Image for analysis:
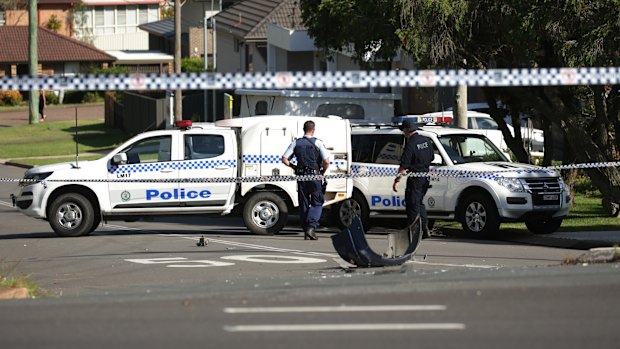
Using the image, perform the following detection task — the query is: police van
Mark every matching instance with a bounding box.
[12,116,353,237]
[331,123,571,236]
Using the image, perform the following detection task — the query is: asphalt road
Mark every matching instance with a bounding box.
[1,163,619,349]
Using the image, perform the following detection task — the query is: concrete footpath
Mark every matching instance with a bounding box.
[0,103,103,127]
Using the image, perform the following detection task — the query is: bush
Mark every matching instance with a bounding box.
[182,57,208,72]
[0,90,23,106]
[44,91,58,105]
[573,174,599,195]
[82,92,102,103]
[62,90,86,104]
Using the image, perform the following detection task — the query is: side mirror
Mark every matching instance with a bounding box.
[112,153,127,165]
[431,153,443,166]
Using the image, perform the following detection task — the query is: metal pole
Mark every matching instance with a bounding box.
[455,84,468,129]
[28,0,39,124]
[174,0,182,121]
[204,11,208,122]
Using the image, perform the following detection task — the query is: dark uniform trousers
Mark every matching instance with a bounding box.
[293,137,325,230]
[405,176,430,229]
[298,179,324,230]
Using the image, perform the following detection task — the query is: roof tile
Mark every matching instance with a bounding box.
[0,26,115,64]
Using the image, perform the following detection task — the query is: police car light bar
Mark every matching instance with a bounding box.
[392,115,454,124]
[175,120,193,129]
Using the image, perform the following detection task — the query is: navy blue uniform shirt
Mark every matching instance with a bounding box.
[400,133,434,172]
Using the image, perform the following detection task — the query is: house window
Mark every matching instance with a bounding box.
[75,4,159,37]
[0,8,5,26]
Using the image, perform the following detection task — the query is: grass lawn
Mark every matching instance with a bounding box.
[0,120,128,159]
[435,192,619,233]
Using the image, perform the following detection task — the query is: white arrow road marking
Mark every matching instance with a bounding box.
[224,323,465,332]
[223,305,446,313]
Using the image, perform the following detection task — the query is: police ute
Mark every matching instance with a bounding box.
[332,123,571,236]
[12,116,352,237]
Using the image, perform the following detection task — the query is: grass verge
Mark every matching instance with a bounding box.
[435,192,619,233]
[0,119,128,159]
[0,262,47,298]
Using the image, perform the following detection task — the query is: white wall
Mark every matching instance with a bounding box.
[93,31,149,50]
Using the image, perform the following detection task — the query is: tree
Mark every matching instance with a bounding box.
[398,0,620,216]
[301,0,620,216]
[300,0,403,69]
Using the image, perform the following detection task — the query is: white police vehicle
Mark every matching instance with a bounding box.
[332,123,571,236]
[13,116,352,237]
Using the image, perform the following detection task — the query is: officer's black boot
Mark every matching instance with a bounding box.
[304,227,318,240]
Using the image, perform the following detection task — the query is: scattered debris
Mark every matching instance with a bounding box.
[563,247,620,264]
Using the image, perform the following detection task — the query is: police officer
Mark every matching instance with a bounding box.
[282,120,330,240]
[392,119,434,237]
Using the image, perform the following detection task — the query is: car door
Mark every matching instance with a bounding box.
[424,139,448,215]
[108,134,179,210]
[352,134,406,212]
[180,132,236,207]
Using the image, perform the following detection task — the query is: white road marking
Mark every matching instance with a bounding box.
[224,323,465,332]
[221,254,326,264]
[223,305,446,313]
[101,223,338,258]
[409,260,499,269]
[201,237,340,258]
[0,200,15,208]
[125,257,235,268]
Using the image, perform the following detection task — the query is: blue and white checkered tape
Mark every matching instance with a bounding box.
[4,161,619,184]
[243,154,346,167]
[109,159,237,174]
[1,67,618,91]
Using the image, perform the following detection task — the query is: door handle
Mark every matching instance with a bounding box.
[160,168,175,173]
[215,166,229,170]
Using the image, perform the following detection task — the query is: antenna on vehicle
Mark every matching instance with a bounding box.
[73,107,79,169]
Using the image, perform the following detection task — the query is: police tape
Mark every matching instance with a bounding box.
[2,161,619,184]
[1,67,618,91]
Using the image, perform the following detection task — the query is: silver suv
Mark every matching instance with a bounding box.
[332,124,571,236]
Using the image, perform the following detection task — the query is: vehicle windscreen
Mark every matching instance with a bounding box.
[438,134,508,164]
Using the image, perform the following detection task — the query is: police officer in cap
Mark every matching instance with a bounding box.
[392,119,434,237]
[282,120,330,240]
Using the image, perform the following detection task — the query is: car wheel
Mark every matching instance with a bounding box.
[332,192,369,229]
[48,193,95,237]
[525,218,563,234]
[243,192,288,235]
[459,193,500,237]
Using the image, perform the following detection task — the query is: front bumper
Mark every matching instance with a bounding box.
[498,191,570,221]
[13,184,47,219]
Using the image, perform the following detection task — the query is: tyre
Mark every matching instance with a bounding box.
[48,193,95,237]
[459,193,500,237]
[332,191,369,229]
[243,192,288,235]
[525,218,563,234]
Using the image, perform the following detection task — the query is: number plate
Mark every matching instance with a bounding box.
[543,194,558,201]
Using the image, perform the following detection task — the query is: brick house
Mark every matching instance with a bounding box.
[0,26,115,77]
[1,0,172,73]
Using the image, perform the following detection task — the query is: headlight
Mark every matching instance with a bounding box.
[19,172,53,186]
[496,177,525,192]
[558,177,570,192]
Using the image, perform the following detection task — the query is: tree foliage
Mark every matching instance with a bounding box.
[301,0,620,215]
[300,0,403,68]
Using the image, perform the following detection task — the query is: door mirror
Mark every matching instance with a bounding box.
[112,153,127,165]
[431,153,443,166]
